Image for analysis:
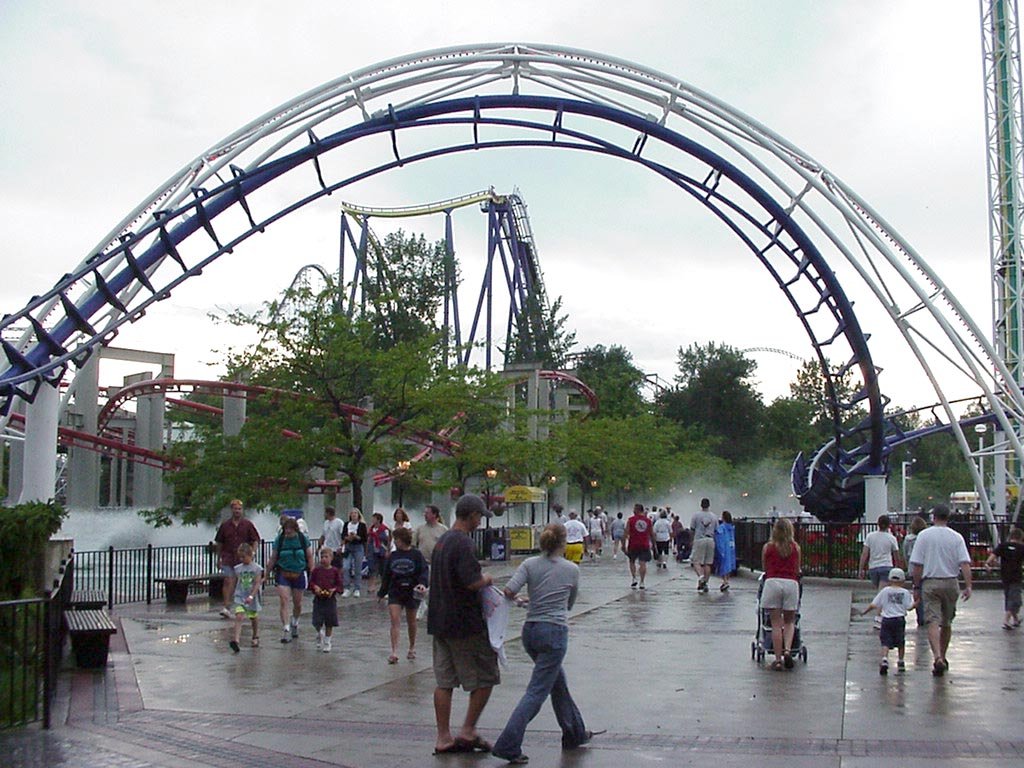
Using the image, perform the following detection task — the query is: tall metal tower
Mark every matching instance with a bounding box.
[981,0,1024,513]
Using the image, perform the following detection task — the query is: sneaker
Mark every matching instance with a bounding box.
[290,619,299,638]
[316,630,324,650]
[281,627,291,644]
[639,584,646,590]
[879,660,888,676]
[341,589,352,598]
[932,659,945,677]
[229,640,240,654]
[353,590,361,598]
[897,661,905,672]
[219,607,233,619]
[631,581,638,589]
[323,637,332,653]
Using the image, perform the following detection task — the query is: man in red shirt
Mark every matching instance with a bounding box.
[625,503,653,590]
[214,499,262,618]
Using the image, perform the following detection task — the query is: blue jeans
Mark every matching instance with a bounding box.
[492,622,586,758]
[343,544,364,592]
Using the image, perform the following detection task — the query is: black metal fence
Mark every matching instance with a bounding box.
[0,552,72,730]
[735,517,1014,579]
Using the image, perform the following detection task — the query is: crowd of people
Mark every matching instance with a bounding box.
[208,494,1021,763]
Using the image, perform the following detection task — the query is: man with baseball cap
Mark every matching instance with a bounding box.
[428,494,498,755]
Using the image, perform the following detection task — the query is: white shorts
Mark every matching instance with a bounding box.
[761,578,799,611]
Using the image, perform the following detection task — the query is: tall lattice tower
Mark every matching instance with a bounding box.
[982,0,1024,513]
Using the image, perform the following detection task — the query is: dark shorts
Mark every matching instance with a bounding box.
[627,547,651,562]
[388,590,420,610]
[655,541,670,555]
[275,570,308,590]
[1004,582,1022,614]
[312,596,338,629]
[879,616,906,649]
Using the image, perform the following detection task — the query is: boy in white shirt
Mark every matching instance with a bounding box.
[861,567,917,675]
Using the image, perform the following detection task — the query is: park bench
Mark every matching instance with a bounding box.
[65,609,117,668]
[155,573,224,605]
[68,589,107,610]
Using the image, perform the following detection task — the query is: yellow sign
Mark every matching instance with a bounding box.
[502,485,546,503]
[509,526,534,551]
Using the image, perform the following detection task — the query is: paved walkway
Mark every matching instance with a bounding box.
[5,553,1024,767]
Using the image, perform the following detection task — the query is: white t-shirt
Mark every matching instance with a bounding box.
[321,517,345,550]
[653,518,672,543]
[909,525,970,578]
[564,519,588,544]
[588,516,605,537]
[871,585,914,618]
[864,530,899,570]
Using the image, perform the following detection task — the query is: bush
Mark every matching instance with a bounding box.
[0,501,67,599]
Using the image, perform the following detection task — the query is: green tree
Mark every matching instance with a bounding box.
[167,286,504,523]
[505,294,577,368]
[573,344,647,418]
[658,342,764,464]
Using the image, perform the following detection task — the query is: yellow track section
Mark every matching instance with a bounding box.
[340,189,505,218]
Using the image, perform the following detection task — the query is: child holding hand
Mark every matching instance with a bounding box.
[861,567,916,675]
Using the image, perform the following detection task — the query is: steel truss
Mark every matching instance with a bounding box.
[0,43,1016,520]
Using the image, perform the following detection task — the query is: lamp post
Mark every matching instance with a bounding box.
[396,459,411,507]
[589,478,598,511]
[485,467,497,529]
[547,475,557,522]
[901,459,914,515]
[975,424,988,507]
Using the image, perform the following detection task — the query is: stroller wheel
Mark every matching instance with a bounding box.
[800,647,808,663]
[751,641,756,660]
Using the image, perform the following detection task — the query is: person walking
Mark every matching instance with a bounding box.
[414,504,448,564]
[691,498,717,593]
[563,511,588,564]
[491,523,601,764]
[341,508,368,598]
[903,515,928,626]
[319,506,345,568]
[428,494,499,756]
[713,510,736,591]
[652,510,672,570]
[378,526,428,663]
[609,512,626,560]
[908,505,973,676]
[213,499,261,619]
[859,515,902,589]
[264,515,314,644]
[625,503,653,590]
[761,518,801,670]
[986,527,1024,630]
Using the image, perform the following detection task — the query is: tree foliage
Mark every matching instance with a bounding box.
[573,344,647,418]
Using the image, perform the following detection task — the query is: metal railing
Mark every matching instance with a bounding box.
[0,553,72,730]
[735,517,1013,579]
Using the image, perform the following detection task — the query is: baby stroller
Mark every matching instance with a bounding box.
[751,573,808,664]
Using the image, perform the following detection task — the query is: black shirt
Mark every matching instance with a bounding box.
[427,529,484,639]
[995,541,1024,585]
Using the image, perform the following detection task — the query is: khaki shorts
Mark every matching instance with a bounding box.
[923,578,959,627]
[692,537,716,566]
[433,633,500,691]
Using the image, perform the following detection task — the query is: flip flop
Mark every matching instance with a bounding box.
[407,649,417,660]
[454,735,492,753]
[432,742,471,755]
[388,654,399,664]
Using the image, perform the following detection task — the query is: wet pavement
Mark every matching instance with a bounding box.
[4,553,1024,767]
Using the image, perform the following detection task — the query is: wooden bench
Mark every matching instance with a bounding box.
[68,589,107,610]
[65,609,118,668]
[155,573,224,605]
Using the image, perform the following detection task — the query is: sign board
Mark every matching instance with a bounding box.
[502,485,546,503]
[509,526,535,551]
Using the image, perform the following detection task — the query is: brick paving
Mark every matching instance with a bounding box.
[4,555,1024,766]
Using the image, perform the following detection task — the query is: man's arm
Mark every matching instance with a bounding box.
[858,544,870,577]
[959,560,973,600]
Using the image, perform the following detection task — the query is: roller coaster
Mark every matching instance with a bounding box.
[2,42,1022,522]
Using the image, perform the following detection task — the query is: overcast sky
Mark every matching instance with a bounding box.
[0,1,993,408]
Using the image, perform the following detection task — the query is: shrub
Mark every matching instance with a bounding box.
[0,501,67,599]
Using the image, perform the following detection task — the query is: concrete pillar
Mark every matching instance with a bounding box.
[66,355,101,509]
[305,467,326,521]
[18,382,60,503]
[129,373,166,509]
[864,474,887,521]
[223,385,247,437]
[536,376,551,441]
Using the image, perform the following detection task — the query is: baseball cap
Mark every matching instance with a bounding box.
[454,493,493,519]
[888,567,906,582]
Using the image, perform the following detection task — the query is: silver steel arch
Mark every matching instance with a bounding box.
[2,43,1018,518]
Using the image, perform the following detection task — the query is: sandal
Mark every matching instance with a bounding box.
[388,654,399,664]
[770,660,784,671]
[251,636,260,648]
[407,649,417,660]
[783,651,794,669]
[454,735,492,753]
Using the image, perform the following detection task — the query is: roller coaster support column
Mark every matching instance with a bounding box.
[5,400,26,504]
[17,383,59,504]
[863,474,887,522]
[129,372,167,509]
[66,354,100,509]
[306,467,326,521]
[358,396,375,518]
[223,384,247,437]
[995,430,1008,517]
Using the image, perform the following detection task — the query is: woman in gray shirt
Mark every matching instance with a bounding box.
[491,524,600,764]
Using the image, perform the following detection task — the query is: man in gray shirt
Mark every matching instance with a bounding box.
[691,498,718,593]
